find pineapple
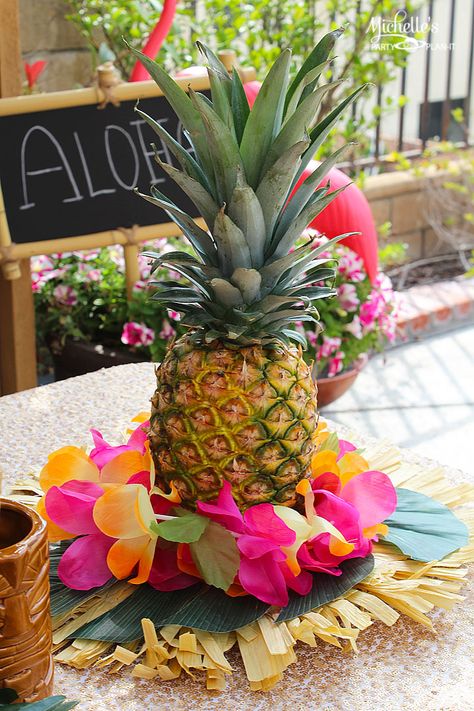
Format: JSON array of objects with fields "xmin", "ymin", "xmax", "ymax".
[{"xmin": 131, "ymin": 33, "xmax": 366, "ymax": 509}]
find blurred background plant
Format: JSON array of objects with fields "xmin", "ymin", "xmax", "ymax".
[
  {"xmin": 300, "ymin": 231, "xmax": 399, "ymax": 377},
  {"xmin": 65, "ymin": 0, "xmax": 417, "ymax": 162},
  {"xmin": 32, "ymin": 240, "xmax": 185, "ymax": 374}
]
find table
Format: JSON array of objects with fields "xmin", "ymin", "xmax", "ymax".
[{"xmin": 0, "ymin": 363, "xmax": 472, "ymax": 711}]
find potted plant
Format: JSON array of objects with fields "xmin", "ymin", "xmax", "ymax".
[
  {"xmin": 301, "ymin": 232, "xmax": 400, "ymax": 407},
  {"xmin": 32, "ymin": 241, "xmax": 184, "ymax": 380}
]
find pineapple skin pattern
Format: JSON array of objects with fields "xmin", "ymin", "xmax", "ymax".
[
  {"xmin": 131, "ymin": 32, "xmax": 366, "ymax": 509},
  {"xmin": 150, "ymin": 336, "xmax": 318, "ymax": 509}
]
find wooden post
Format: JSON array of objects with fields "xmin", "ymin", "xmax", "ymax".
[{"xmin": 0, "ymin": 0, "xmax": 38, "ymax": 394}]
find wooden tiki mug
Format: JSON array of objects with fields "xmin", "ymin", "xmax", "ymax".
[{"xmin": 0, "ymin": 498, "xmax": 53, "ymax": 701}]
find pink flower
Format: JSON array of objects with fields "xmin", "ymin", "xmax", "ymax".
[
  {"xmin": 345, "ymin": 315, "xmax": 363, "ymax": 339},
  {"xmin": 133, "ymin": 280, "xmax": 148, "ymax": 292},
  {"xmin": 80, "ymin": 249, "xmax": 101, "ymax": 261},
  {"xmin": 338, "ymin": 251, "xmax": 365, "ymax": 282},
  {"xmin": 89, "ymin": 419, "xmax": 149, "ymax": 470},
  {"xmin": 306, "ymin": 330, "xmax": 318, "ymax": 348},
  {"xmin": 32, "ymin": 255, "xmax": 54, "ymax": 273},
  {"xmin": 121, "ymin": 322, "xmax": 155, "ymax": 347},
  {"xmin": 45, "ymin": 480, "xmax": 115, "ymax": 589},
  {"xmin": 319, "ymin": 335, "xmax": 341, "ymax": 359},
  {"xmin": 159, "ymin": 319, "xmax": 176, "ymax": 340},
  {"xmin": 53, "ymin": 284, "xmax": 78, "ymax": 306},
  {"xmin": 197, "ymin": 482, "xmax": 297, "ymax": 606},
  {"xmin": 337, "ymin": 283, "xmax": 359, "ymax": 312},
  {"xmin": 327, "ymin": 350, "xmax": 345, "ymax": 377},
  {"xmin": 298, "ymin": 470, "xmax": 397, "ymax": 573},
  {"xmin": 167, "ymin": 310, "xmax": 181, "ymax": 322}
]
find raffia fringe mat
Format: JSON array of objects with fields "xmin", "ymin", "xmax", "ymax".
[{"xmin": 11, "ymin": 442, "xmax": 474, "ymax": 693}]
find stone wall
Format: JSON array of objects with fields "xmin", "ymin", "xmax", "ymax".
[
  {"xmin": 363, "ymin": 171, "xmax": 453, "ymax": 260},
  {"xmin": 20, "ymin": 0, "xmax": 92, "ymax": 91}
]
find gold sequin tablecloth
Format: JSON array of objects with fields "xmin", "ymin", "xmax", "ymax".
[{"xmin": 0, "ymin": 363, "xmax": 472, "ymax": 711}]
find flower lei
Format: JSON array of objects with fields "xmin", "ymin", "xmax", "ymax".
[{"xmin": 38, "ymin": 415, "xmax": 397, "ymax": 607}]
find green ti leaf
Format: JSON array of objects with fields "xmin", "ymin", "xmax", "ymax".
[
  {"xmin": 383, "ymin": 489, "xmax": 469, "ymax": 562},
  {"xmin": 151, "ymin": 512, "xmax": 209, "ymax": 543},
  {"xmin": 74, "ymin": 583, "xmax": 269, "ymax": 637},
  {"xmin": 277, "ymin": 555, "xmax": 375, "ymax": 621},
  {"xmin": 190, "ymin": 520, "xmax": 240, "ymax": 591},
  {"xmin": 0, "ymin": 695, "xmax": 78, "ymax": 710}
]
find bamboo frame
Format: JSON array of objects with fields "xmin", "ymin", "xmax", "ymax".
[{"xmin": 0, "ymin": 62, "xmax": 256, "ymax": 287}]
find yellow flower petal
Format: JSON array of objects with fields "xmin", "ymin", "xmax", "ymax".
[
  {"xmin": 309, "ymin": 515, "xmax": 352, "ymax": 547},
  {"xmin": 107, "ymin": 535, "xmax": 151, "ymax": 580},
  {"xmin": 36, "ymin": 496, "xmax": 76, "ymax": 543},
  {"xmin": 338, "ymin": 452, "xmax": 369, "ymax": 486},
  {"xmin": 274, "ymin": 506, "xmax": 312, "ymax": 576},
  {"xmin": 328, "ymin": 537, "xmax": 355, "ymax": 556},
  {"xmin": 93, "ymin": 484, "xmax": 155, "ymax": 539},
  {"xmin": 39, "ymin": 447, "xmax": 98, "ymax": 492},
  {"xmin": 311, "ymin": 450, "xmax": 340, "ymax": 478},
  {"xmin": 363, "ymin": 523, "xmax": 388, "ymax": 539},
  {"xmin": 101, "ymin": 448, "xmax": 152, "ymax": 484}
]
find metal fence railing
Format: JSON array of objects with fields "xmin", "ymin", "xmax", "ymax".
[{"xmin": 340, "ymin": 0, "xmax": 474, "ymax": 172}]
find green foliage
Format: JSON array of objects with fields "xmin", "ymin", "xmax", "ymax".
[
  {"xmin": 384, "ymin": 489, "xmax": 469, "ymax": 562},
  {"xmin": 190, "ymin": 521, "xmax": 240, "ymax": 591},
  {"xmin": 151, "ymin": 511, "xmax": 209, "ymax": 543},
  {"xmin": 378, "ymin": 241, "xmax": 408, "ymax": 270},
  {"xmin": 0, "ymin": 692, "xmax": 78, "ymax": 710},
  {"xmin": 66, "ymin": 1, "xmax": 168, "ymax": 77},
  {"xmin": 277, "ymin": 555, "xmax": 374, "ymax": 621}
]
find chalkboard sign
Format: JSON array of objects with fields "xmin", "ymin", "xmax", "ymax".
[{"xmin": 0, "ymin": 92, "xmax": 205, "ymax": 245}]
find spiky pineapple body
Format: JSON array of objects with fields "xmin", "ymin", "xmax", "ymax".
[{"xmin": 150, "ymin": 336, "xmax": 318, "ymax": 509}]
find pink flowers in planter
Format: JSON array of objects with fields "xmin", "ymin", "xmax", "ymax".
[
  {"xmin": 39, "ymin": 415, "xmax": 397, "ymax": 607},
  {"xmin": 53, "ymin": 285, "xmax": 78, "ymax": 306},
  {"xmin": 121, "ymin": 321, "xmax": 155, "ymax": 347},
  {"xmin": 337, "ymin": 283, "xmax": 359, "ymax": 312}
]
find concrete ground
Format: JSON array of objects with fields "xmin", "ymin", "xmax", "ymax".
[{"xmin": 322, "ymin": 324, "xmax": 474, "ymax": 475}]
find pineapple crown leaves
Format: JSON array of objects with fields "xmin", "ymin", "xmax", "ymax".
[{"xmin": 129, "ymin": 33, "xmax": 368, "ymax": 348}]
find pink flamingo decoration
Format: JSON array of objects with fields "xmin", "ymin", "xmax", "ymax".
[{"xmin": 129, "ymin": 0, "xmax": 178, "ymax": 82}]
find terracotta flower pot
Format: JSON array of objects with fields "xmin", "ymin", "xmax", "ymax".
[
  {"xmin": 0, "ymin": 498, "xmax": 53, "ymax": 702},
  {"xmin": 317, "ymin": 357, "xmax": 366, "ymax": 408}
]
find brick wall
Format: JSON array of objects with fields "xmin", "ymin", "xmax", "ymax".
[
  {"xmin": 363, "ymin": 171, "xmax": 453, "ymax": 260},
  {"xmin": 20, "ymin": 0, "xmax": 92, "ymax": 91}
]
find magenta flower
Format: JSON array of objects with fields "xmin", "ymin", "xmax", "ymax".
[
  {"xmin": 121, "ymin": 321, "xmax": 155, "ymax": 347},
  {"xmin": 53, "ymin": 284, "xmax": 78, "ymax": 306},
  {"xmin": 298, "ymin": 470, "xmax": 397, "ymax": 574},
  {"xmin": 327, "ymin": 350, "xmax": 345, "ymax": 377},
  {"xmin": 45, "ymin": 480, "xmax": 115, "ymax": 589},
  {"xmin": 319, "ymin": 335, "xmax": 341, "ymax": 359},
  {"xmin": 197, "ymin": 482, "xmax": 297, "ymax": 606},
  {"xmin": 89, "ymin": 419, "xmax": 149, "ymax": 470}
]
